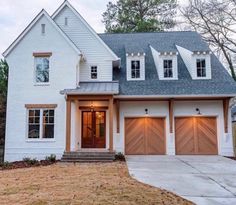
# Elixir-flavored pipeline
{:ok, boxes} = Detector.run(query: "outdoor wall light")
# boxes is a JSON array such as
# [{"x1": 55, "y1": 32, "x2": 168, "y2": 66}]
[
  {"x1": 196, "y1": 108, "x2": 201, "y2": 115},
  {"x1": 145, "y1": 108, "x2": 148, "y2": 115}
]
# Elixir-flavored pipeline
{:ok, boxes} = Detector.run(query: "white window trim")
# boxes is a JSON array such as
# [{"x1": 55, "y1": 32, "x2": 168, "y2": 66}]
[
  {"x1": 163, "y1": 59, "x2": 174, "y2": 79},
  {"x1": 196, "y1": 58, "x2": 207, "y2": 79},
  {"x1": 126, "y1": 55, "x2": 145, "y2": 81},
  {"x1": 89, "y1": 65, "x2": 98, "y2": 80},
  {"x1": 26, "y1": 108, "x2": 56, "y2": 142},
  {"x1": 34, "y1": 56, "x2": 50, "y2": 86}
]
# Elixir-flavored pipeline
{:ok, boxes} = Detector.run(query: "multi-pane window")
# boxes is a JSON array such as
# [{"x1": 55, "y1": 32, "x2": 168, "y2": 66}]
[
  {"x1": 27, "y1": 109, "x2": 55, "y2": 139},
  {"x1": 28, "y1": 110, "x2": 40, "y2": 139},
  {"x1": 91, "y1": 66, "x2": 97, "y2": 79},
  {"x1": 43, "y1": 110, "x2": 55, "y2": 139},
  {"x1": 163, "y1": 60, "x2": 173, "y2": 78},
  {"x1": 196, "y1": 59, "x2": 206, "y2": 77},
  {"x1": 131, "y1": 60, "x2": 140, "y2": 78},
  {"x1": 35, "y1": 57, "x2": 49, "y2": 83}
]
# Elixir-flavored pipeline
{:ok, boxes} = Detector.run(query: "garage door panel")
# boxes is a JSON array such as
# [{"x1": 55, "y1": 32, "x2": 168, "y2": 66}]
[
  {"x1": 197, "y1": 118, "x2": 218, "y2": 155},
  {"x1": 125, "y1": 118, "x2": 145, "y2": 155},
  {"x1": 125, "y1": 118, "x2": 165, "y2": 155},
  {"x1": 146, "y1": 118, "x2": 165, "y2": 154},
  {"x1": 175, "y1": 118, "x2": 195, "y2": 155},
  {"x1": 175, "y1": 117, "x2": 218, "y2": 155}
]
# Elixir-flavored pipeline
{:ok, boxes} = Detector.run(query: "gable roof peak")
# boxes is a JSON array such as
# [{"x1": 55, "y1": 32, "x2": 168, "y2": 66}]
[
  {"x1": 3, "y1": 8, "x2": 81, "y2": 57},
  {"x1": 52, "y1": 0, "x2": 119, "y2": 61}
]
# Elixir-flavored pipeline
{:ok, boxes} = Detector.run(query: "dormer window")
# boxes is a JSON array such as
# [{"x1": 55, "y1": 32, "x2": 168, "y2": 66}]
[
  {"x1": 164, "y1": 60, "x2": 173, "y2": 78},
  {"x1": 126, "y1": 53, "x2": 145, "y2": 81},
  {"x1": 91, "y1": 66, "x2": 97, "y2": 79},
  {"x1": 196, "y1": 59, "x2": 206, "y2": 77},
  {"x1": 131, "y1": 60, "x2": 140, "y2": 78}
]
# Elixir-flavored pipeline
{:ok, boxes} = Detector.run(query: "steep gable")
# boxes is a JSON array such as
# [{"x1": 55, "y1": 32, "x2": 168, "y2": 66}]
[
  {"x1": 52, "y1": 1, "x2": 118, "y2": 61},
  {"x1": 3, "y1": 10, "x2": 81, "y2": 58}
]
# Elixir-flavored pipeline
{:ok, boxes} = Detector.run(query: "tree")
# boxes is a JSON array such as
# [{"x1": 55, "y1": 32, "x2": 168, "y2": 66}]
[
  {"x1": 181, "y1": 0, "x2": 236, "y2": 80},
  {"x1": 0, "y1": 59, "x2": 8, "y2": 101},
  {"x1": 102, "y1": 0, "x2": 177, "y2": 33}
]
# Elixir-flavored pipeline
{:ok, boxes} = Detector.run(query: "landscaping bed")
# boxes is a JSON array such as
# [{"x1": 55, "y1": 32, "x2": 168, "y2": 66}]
[{"x1": 0, "y1": 162, "x2": 193, "y2": 205}]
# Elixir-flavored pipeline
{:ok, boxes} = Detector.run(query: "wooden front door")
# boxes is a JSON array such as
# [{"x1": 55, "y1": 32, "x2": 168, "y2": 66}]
[
  {"x1": 82, "y1": 111, "x2": 106, "y2": 148},
  {"x1": 125, "y1": 117, "x2": 166, "y2": 155},
  {"x1": 175, "y1": 117, "x2": 218, "y2": 155}
]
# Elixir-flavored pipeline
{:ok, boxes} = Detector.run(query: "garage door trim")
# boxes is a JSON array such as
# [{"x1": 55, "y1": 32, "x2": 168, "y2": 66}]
[
  {"x1": 174, "y1": 116, "x2": 218, "y2": 155},
  {"x1": 124, "y1": 116, "x2": 166, "y2": 155}
]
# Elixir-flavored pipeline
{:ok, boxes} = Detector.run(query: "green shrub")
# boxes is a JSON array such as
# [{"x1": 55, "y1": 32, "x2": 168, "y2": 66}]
[
  {"x1": 115, "y1": 152, "x2": 125, "y2": 161},
  {"x1": 45, "y1": 154, "x2": 56, "y2": 163},
  {"x1": 0, "y1": 161, "x2": 11, "y2": 169},
  {"x1": 23, "y1": 157, "x2": 39, "y2": 165}
]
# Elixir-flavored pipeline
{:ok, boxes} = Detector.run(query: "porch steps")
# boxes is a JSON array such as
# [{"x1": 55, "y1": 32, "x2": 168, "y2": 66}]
[{"x1": 61, "y1": 151, "x2": 116, "y2": 162}]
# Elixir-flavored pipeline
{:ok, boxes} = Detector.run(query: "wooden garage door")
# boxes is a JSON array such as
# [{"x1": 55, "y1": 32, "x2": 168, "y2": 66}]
[
  {"x1": 175, "y1": 117, "x2": 218, "y2": 155},
  {"x1": 125, "y1": 118, "x2": 165, "y2": 155}
]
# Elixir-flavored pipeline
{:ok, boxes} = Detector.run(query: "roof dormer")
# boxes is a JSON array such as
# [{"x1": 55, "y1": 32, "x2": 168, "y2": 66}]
[
  {"x1": 126, "y1": 52, "x2": 145, "y2": 81},
  {"x1": 150, "y1": 46, "x2": 178, "y2": 80},
  {"x1": 176, "y1": 45, "x2": 212, "y2": 80}
]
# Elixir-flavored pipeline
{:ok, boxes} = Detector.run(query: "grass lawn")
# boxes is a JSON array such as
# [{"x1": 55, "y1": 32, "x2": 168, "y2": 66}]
[{"x1": 0, "y1": 162, "x2": 193, "y2": 205}]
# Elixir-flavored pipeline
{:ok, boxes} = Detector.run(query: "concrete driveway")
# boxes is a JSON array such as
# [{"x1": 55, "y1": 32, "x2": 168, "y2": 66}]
[{"x1": 126, "y1": 156, "x2": 236, "y2": 205}]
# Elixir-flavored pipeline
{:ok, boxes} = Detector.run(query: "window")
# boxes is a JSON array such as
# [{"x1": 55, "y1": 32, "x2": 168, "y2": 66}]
[
  {"x1": 43, "y1": 110, "x2": 55, "y2": 138},
  {"x1": 41, "y1": 24, "x2": 45, "y2": 34},
  {"x1": 196, "y1": 59, "x2": 206, "y2": 77},
  {"x1": 27, "y1": 109, "x2": 55, "y2": 139},
  {"x1": 65, "y1": 17, "x2": 68, "y2": 26},
  {"x1": 163, "y1": 60, "x2": 173, "y2": 78},
  {"x1": 91, "y1": 66, "x2": 97, "y2": 79},
  {"x1": 28, "y1": 110, "x2": 40, "y2": 139},
  {"x1": 35, "y1": 57, "x2": 49, "y2": 83},
  {"x1": 131, "y1": 60, "x2": 140, "y2": 78}
]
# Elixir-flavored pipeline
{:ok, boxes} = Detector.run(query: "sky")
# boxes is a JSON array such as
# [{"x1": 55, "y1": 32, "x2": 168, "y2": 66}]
[{"x1": 0, "y1": 0, "x2": 186, "y2": 58}]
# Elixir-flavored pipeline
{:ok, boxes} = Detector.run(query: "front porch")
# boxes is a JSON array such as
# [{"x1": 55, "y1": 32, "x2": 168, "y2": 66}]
[{"x1": 65, "y1": 95, "x2": 115, "y2": 151}]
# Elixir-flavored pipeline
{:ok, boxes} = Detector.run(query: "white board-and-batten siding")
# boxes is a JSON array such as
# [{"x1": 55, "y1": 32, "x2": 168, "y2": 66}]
[{"x1": 53, "y1": 5, "x2": 114, "y2": 82}]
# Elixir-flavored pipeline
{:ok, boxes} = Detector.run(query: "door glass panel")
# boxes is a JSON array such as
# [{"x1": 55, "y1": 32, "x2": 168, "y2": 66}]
[
  {"x1": 83, "y1": 112, "x2": 92, "y2": 139},
  {"x1": 95, "y1": 112, "x2": 105, "y2": 139}
]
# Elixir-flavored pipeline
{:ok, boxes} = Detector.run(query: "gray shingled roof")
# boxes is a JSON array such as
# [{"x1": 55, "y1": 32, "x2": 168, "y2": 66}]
[
  {"x1": 99, "y1": 31, "x2": 236, "y2": 96},
  {"x1": 61, "y1": 82, "x2": 119, "y2": 95}
]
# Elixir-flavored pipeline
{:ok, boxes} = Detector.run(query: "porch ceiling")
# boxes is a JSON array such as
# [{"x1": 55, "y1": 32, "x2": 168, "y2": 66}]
[{"x1": 60, "y1": 81, "x2": 119, "y2": 95}]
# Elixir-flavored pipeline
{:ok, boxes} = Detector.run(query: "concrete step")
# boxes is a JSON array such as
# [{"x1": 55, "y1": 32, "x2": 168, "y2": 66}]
[
  {"x1": 61, "y1": 151, "x2": 116, "y2": 162},
  {"x1": 60, "y1": 159, "x2": 114, "y2": 163}
]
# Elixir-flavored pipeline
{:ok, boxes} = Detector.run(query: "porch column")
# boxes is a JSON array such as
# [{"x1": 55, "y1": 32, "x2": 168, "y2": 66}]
[
  {"x1": 169, "y1": 99, "x2": 174, "y2": 133},
  {"x1": 109, "y1": 97, "x2": 114, "y2": 151},
  {"x1": 66, "y1": 99, "x2": 72, "y2": 152},
  {"x1": 223, "y1": 98, "x2": 230, "y2": 133},
  {"x1": 116, "y1": 100, "x2": 120, "y2": 133}
]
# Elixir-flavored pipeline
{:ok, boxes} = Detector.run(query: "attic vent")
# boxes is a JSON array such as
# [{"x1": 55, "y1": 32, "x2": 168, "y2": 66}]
[
  {"x1": 41, "y1": 24, "x2": 46, "y2": 34},
  {"x1": 65, "y1": 17, "x2": 68, "y2": 26}
]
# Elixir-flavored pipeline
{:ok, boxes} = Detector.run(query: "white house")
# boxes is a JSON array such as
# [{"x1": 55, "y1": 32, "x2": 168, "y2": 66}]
[{"x1": 3, "y1": 0, "x2": 236, "y2": 162}]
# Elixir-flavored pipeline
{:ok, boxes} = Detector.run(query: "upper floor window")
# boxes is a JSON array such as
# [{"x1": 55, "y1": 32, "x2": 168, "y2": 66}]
[
  {"x1": 163, "y1": 59, "x2": 173, "y2": 78},
  {"x1": 28, "y1": 108, "x2": 55, "y2": 139},
  {"x1": 196, "y1": 59, "x2": 206, "y2": 77},
  {"x1": 41, "y1": 24, "x2": 46, "y2": 35},
  {"x1": 131, "y1": 60, "x2": 140, "y2": 79},
  {"x1": 35, "y1": 57, "x2": 49, "y2": 83},
  {"x1": 91, "y1": 66, "x2": 97, "y2": 79}
]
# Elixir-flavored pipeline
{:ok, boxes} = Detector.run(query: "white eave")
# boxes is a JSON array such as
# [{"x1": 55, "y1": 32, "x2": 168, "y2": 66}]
[
  {"x1": 51, "y1": 0, "x2": 119, "y2": 61},
  {"x1": 2, "y1": 9, "x2": 81, "y2": 58}
]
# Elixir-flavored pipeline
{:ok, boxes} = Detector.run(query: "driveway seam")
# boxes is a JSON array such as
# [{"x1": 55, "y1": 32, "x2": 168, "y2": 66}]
[{"x1": 178, "y1": 157, "x2": 236, "y2": 197}]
